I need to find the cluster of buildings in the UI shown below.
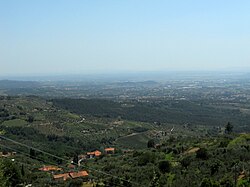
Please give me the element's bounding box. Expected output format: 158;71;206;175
39;165;89;181
38;147;115;182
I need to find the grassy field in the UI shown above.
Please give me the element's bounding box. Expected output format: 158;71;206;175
116;133;150;149
1;119;27;127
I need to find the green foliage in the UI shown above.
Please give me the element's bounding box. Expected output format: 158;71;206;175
165;152;174;161
72;154;78;165
227;134;250;149
0;159;22;187
1;119;27;127
147;139;155;148
156;173;175;187
238;178;250;187
196;148;209;160
180;155;193;168
1;96;250;187
219;139;230;148
117;133;149;149
200;178;219;187
52;98;250;127
0;108;9;118
27;115;34;123
210;164;220;176
225;122;233;134
67;179;84;187
158;160;171;174
30;148;36;159
138;151;156;166
219;177;234;187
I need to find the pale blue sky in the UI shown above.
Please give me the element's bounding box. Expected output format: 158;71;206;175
0;0;250;76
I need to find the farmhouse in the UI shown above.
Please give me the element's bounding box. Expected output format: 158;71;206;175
86;150;102;158
53;170;89;181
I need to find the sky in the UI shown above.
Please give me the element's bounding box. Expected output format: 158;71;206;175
0;0;250;76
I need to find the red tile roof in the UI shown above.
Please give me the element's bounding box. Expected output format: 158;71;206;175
53;173;70;181
105;148;115;152
87;150;102;157
53;171;89;181
69;171;89;178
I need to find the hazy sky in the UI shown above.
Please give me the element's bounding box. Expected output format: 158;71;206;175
0;0;250;76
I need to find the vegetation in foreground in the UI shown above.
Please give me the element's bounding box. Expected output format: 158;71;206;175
0;96;249;186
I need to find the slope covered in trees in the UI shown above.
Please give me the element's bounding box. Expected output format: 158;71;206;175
0;96;249;186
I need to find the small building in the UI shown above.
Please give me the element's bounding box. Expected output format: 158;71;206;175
53;173;70;181
39;165;62;172
69;170;89;179
105;148;115;154
53;170;89;181
86;150;102;158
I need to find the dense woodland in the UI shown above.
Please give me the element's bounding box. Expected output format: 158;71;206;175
52;98;250;131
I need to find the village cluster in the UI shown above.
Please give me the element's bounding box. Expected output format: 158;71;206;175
38;147;115;182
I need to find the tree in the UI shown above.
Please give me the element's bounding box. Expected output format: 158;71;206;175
210;161;221;175
123;175;132;187
200;178;219;187
72;154;78;165
220;177;234;187
180;155;193;168
30;148;36;159
150;170;160;187
225;122;233;134
147;139;155;148
21;164;25;176
27;115;34;123
238;178;250;187
196;148;208;160
0;159;22;187
138;152;156;166
158;160;171;173
67;179;83;187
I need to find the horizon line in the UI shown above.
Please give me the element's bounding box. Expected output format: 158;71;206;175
1;69;250;78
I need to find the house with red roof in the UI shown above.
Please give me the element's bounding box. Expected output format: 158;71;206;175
53;170;88;181
86;150;102;158
104;148;115;154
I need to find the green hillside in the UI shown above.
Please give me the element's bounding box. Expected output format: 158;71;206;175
0;96;249;186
